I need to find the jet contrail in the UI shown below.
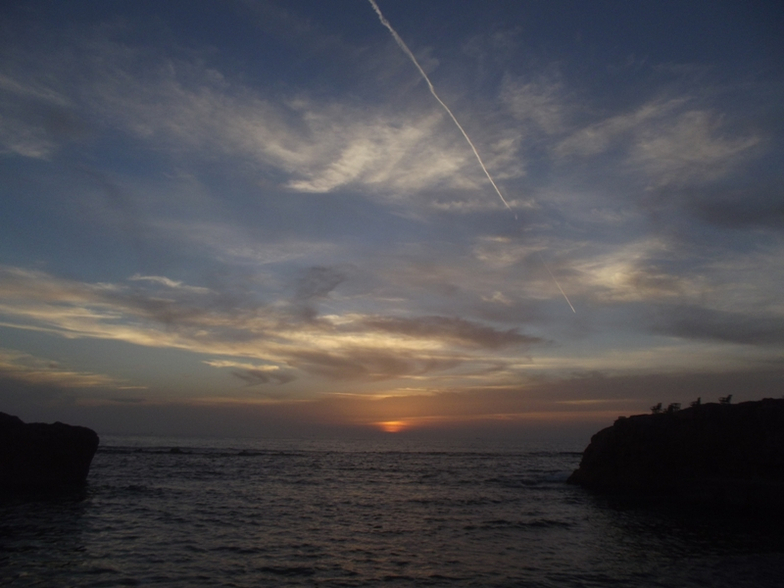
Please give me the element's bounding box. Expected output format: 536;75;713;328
538;251;576;313
367;0;516;218
367;0;575;313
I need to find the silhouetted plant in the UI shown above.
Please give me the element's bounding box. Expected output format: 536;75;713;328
690;397;701;407
719;394;733;405
666;403;681;413
651;402;663;414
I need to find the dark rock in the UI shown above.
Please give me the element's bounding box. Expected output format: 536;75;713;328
0;412;99;490
567;398;784;511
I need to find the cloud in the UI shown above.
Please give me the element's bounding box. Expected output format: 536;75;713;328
361;315;542;349
129;274;212;294
281;109;482;196
661;184;784;231
501;75;570;137
555;98;685;158
288;265;351;324
631;110;759;186
648;304;784;347
0;27;523;210
555;98;759;186
151;219;339;266
231;369;296;386
518;368;784;413
285;348;462;382
0;73;83;158
0;265;545;386
203;359;296;386
0;348;120;389
572;238;704;303
294;266;348;300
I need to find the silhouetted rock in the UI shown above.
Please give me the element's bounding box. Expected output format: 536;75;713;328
0;412;99;491
568;398;784;511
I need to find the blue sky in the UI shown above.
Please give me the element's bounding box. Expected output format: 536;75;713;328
1;0;782;439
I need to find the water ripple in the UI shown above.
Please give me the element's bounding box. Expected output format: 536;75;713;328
3;438;784;586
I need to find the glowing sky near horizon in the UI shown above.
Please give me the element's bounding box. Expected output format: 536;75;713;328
0;0;782;439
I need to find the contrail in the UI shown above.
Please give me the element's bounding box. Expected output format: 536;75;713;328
367;0;516;218
538;251;576;313
367;0;575;313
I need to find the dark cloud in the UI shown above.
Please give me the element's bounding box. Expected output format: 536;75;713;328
362;315;542;349
105;276;271;337
287;349;460;381
686;185;784;230
0;87;90;157
648;304;784;346
646;183;784;232
523;368;784;409
0;377;74;413
122;295;211;327
232;369;295;386
294;266;348;300
39;104;89;141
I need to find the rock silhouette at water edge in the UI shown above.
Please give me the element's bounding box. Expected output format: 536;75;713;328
0;412;99;491
568;398;784;512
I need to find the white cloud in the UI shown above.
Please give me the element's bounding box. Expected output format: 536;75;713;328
282;110;477;195
555;98;685;158
204;359;281;371
571;238;707;302
473;236;533;268
631;110;760;185
129;274;212;294
0;29;529;210
555;97;759;186
501;76;570;136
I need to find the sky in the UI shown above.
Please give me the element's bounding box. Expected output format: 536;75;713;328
1;0;783;441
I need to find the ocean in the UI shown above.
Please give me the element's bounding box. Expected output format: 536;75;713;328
2;435;783;587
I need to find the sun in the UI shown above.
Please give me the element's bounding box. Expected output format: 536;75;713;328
376;420;408;433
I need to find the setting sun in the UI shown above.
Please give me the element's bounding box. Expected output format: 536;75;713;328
376;420;409;433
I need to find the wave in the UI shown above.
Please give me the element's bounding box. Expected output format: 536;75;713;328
462;518;574;531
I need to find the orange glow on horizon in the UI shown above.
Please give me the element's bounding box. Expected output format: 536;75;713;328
376;420;409;433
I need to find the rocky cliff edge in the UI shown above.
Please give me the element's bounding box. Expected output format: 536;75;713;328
567;398;784;511
0;412;99;491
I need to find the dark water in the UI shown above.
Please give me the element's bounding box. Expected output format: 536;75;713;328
2;436;784;587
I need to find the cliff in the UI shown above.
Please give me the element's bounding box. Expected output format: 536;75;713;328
567;398;784;510
0;412;99;491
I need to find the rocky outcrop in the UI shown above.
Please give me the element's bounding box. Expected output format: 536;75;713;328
567;398;784;510
0;412;99;491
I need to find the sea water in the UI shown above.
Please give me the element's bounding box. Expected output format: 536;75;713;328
2;436;783;587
